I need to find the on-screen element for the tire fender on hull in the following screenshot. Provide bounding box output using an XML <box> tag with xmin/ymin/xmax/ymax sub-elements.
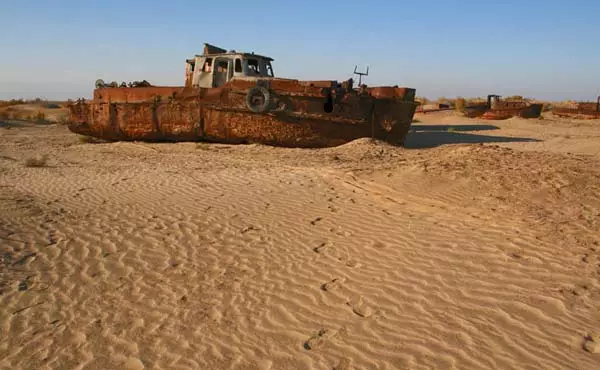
<box><xmin>246</xmin><ymin>86</ymin><xmax>272</xmax><ymax>113</ymax></box>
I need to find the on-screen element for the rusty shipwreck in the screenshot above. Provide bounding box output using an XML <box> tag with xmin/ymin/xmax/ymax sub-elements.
<box><xmin>552</xmin><ymin>96</ymin><xmax>600</xmax><ymax>119</ymax></box>
<box><xmin>68</xmin><ymin>43</ymin><xmax>419</xmax><ymax>147</ymax></box>
<box><xmin>462</xmin><ymin>94</ymin><xmax>543</xmax><ymax>120</ymax></box>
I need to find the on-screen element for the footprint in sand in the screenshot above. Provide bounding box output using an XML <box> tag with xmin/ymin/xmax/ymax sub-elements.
<box><xmin>344</xmin><ymin>258</ymin><xmax>360</xmax><ymax>268</ymax></box>
<box><xmin>346</xmin><ymin>296</ymin><xmax>373</xmax><ymax>318</ymax></box>
<box><xmin>372</xmin><ymin>241</ymin><xmax>386</xmax><ymax>249</ymax></box>
<box><xmin>333</xmin><ymin>256</ymin><xmax>360</xmax><ymax>268</ymax></box>
<box><xmin>47</xmin><ymin>230</ymin><xmax>58</xmax><ymax>246</ymax></box>
<box><xmin>304</xmin><ymin>328</ymin><xmax>339</xmax><ymax>350</ymax></box>
<box><xmin>314</xmin><ymin>241</ymin><xmax>333</xmax><ymax>253</ymax></box>
<box><xmin>311</xmin><ymin>217</ymin><xmax>323</xmax><ymax>226</ymax></box>
<box><xmin>321</xmin><ymin>277</ymin><xmax>345</xmax><ymax>292</ymax></box>
<box><xmin>583</xmin><ymin>333</ymin><xmax>600</xmax><ymax>353</ymax></box>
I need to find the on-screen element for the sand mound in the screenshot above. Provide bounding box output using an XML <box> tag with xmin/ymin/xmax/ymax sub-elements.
<box><xmin>2</xmin><ymin>122</ymin><xmax>600</xmax><ymax>369</ymax></box>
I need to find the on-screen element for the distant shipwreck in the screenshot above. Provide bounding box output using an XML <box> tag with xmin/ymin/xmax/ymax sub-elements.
<box><xmin>552</xmin><ymin>96</ymin><xmax>600</xmax><ymax>119</ymax></box>
<box><xmin>462</xmin><ymin>95</ymin><xmax>544</xmax><ymax>120</ymax></box>
<box><xmin>68</xmin><ymin>43</ymin><xmax>419</xmax><ymax>148</ymax></box>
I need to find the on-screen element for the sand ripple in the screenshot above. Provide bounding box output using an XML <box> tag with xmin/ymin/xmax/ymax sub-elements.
<box><xmin>2</xmin><ymin>124</ymin><xmax>600</xmax><ymax>369</ymax></box>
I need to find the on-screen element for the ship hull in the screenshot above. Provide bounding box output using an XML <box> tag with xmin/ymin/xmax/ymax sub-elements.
<box><xmin>68</xmin><ymin>79</ymin><xmax>418</xmax><ymax>148</ymax></box>
<box><xmin>553</xmin><ymin>100</ymin><xmax>600</xmax><ymax>119</ymax></box>
<box><xmin>462</xmin><ymin>103</ymin><xmax>543</xmax><ymax>120</ymax></box>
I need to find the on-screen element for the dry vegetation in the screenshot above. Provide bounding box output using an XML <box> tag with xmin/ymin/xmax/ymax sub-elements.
<box><xmin>24</xmin><ymin>154</ymin><xmax>49</xmax><ymax>167</ymax></box>
<box><xmin>78</xmin><ymin>135</ymin><xmax>106</xmax><ymax>144</ymax></box>
<box><xmin>0</xmin><ymin>98</ymin><xmax>70</xmax><ymax>124</ymax></box>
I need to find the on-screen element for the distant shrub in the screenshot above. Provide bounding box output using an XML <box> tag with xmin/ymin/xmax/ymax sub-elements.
<box><xmin>58</xmin><ymin>115</ymin><xmax>70</xmax><ymax>125</ymax></box>
<box><xmin>25</xmin><ymin>155</ymin><xmax>49</xmax><ymax>167</ymax></box>
<box><xmin>78</xmin><ymin>135</ymin><xmax>105</xmax><ymax>144</ymax></box>
<box><xmin>196</xmin><ymin>142</ymin><xmax>211</xmax><ymax>150</ymax></box>
<box><xmin>455</xmin><ymin>97</ymin><xmax>467</xmax><ymax>112</ymax></box>
<box><xmin>416</xmin><ymin>96</ymin><xmax>429</xmax><ymax>106</ymax></box>
<box><xmin>34</xmin><ymin>111</ymin><xmax>47</xmax><ymax>123</ymax></box>
<box><xmin>0</xmin><ymin>99</ymin><xmax>26</xmax><ymax>108</ymax></box>
<box><xmin>44</xmin><ymin>103</ymin><xmax>61</xmax><ymax>109</ymax></box>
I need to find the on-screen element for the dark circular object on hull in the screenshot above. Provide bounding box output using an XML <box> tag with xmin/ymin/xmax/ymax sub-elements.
<box><xmin>246</xmin><ymin>86</ymin><xmax>272</xmax><ymax>113</ymax></box>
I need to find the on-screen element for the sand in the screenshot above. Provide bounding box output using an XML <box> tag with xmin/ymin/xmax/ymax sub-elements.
<box><xmin>1</xmin><ymin>111</ymin><xmax>600</xmax><ymax>369</ymax></box>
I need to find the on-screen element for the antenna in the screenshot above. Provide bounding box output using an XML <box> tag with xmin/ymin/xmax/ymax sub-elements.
<box><xmin>353</xmin><ymin>65</ymin><xmax>369</xmax><ymax>86</ymax></box>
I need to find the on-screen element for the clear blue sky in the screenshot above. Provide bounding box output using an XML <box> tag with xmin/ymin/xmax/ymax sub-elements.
<box><xmin>1</xmin><ymin>0</ymin><xmax>599</xmax><ymax>101</ymax></box>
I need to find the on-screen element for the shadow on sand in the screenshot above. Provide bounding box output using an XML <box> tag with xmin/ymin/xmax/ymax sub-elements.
<box><xmin>404</xmin><ymin>124</ymin><xmax>540</xmax><ymax>149</ymax></box>
<box><xmin>0</xmin><ymin>120</ymin><xmax>26</xmax><ymax>128</ymax></box>
<box><xmin>0</xmin><ymin>120</ymin><xmax>55</xmax><ymax>129</ymax></box>
<box><xmin>410</xmin><ymin>124</ymin><xmax>500</xmax><ymax>132</ymax></box>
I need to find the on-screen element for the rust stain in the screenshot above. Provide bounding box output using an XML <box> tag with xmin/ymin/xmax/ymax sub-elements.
<box><xmin>67</xmin><ymin>43</ymin><xmax>418</xmax><ymax>147</ymax></box>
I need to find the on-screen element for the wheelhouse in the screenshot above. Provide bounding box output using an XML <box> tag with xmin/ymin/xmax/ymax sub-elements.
<box><xmin>185</xmin><ymin>44</ymin><xmax>275</xmax><ymax>88</ymax></box>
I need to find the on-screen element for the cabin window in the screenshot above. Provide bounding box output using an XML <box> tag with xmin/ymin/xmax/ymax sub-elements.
<box><xmin>235</xmin><ymin>59</ymin><xmax>242</xmax><ymax>73</ymax></box>
<box><xmin>202</xmin><ymin>58</ymin><xmax>213</xmax><ymax>72</ymax></box>
<box><xmin>266</xmin><ymin>62</ymin><xmax>274</xmax><ymax>77</ymax></box>
<box><xmin>216</xmin><ymin>60</ymin><xmax>228</xmax><ymax>72</ymax></box>
<box><xmin>247</xmin><ymin>59</ymin><xmax>261</xmax><ymax>75</ymax></box>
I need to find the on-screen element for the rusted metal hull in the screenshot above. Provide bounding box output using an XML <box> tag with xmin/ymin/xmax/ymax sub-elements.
<box><xmin>415</xmin><ymin>103</ymin><xmax>453</xmax><ymax>114</ymax></box>
<box><xmin>68</xmin><ymin>79</ymin><xmax>418</xmax><ymax>148</ymax></box>
<box><xmin>553</xmin><ymin>98</ymin><xmax>600</xmax><ymax>119</ymax></box>
<box><xmin>552</xmin><ymin>109</ymin><xmax>600</xmax><ymax>119</ymax></box>
<box><xmin>463</xmin><ymin>103</ymin><xmax>543</xmax><ymax>120</ymax></box>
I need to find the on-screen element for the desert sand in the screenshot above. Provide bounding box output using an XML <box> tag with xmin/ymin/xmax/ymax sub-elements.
<box><xmin>1</xmin><ymin>111</ymin><xmax>600</xmax><ymax>369</ymax></box>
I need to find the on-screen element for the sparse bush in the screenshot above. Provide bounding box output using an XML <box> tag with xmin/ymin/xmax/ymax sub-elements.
<box><xmin>34</xmin><ymin>111</ymin><xmax>47</xmax><ymax>123</ymax></box>
<box><xmin>447</xmin><ymin>127</ymin><xmax>456</xmax><ymax>133</ymax></box>
<box><xmin>25</xmin><ymin>155</ymin><xmax>49</xmax><ymax>167</ymax></box>
<box><xmin>44</xmin><ymin>103</ymin><xmax>61</xmax><ymax>109</ymax></box>
<box><xmin>0</xmin><ymin>99</ymin><xmax>26</xmax><ymax>108</ymax></box>
<box><xmin>455</xmin><ymin>97</ymin><xmax>467</xmax><ymax>112</ymax></box>
<box><xmin>196</xmin><ymin>142</ymin><xmax>211</xmax><ymax>150</ymax></box>
<box><xmin>58</xmin><ymin>115</ymin><xmax>70</xmax><ymax>125</ymax></box>
<box><xmin>78</xmin><ymin>135</ymin><xmax>105</xmax><ymax>144</ymax></box>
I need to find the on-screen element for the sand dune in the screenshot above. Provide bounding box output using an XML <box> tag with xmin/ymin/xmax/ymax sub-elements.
<box><xmin>2</xmin><ymin>115</ymin><xmax>600</xmax><ymax>369</ymax></box>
